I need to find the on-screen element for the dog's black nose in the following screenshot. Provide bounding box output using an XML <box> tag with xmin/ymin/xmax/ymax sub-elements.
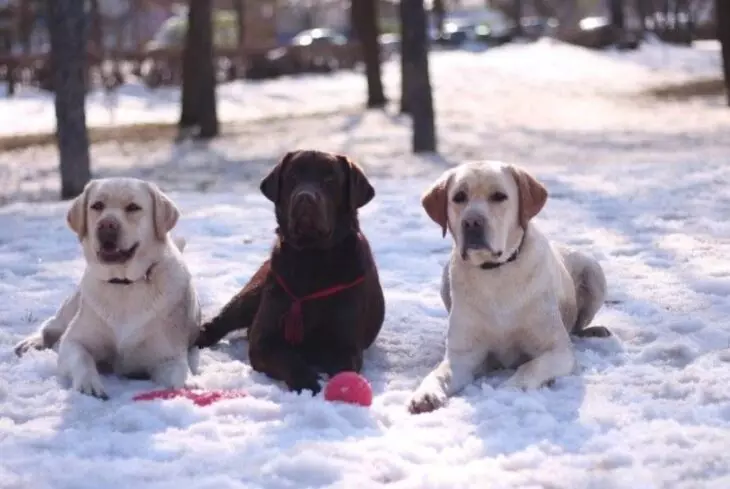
<box><xmin>97</xmin><ymin>218</ymin><xmax>120</xmax><ymax>250</ymax></box>
<box><xmin>461</xmin><ymin>214</ymin><xmax>485</xmax><ymax>231</ymax></box>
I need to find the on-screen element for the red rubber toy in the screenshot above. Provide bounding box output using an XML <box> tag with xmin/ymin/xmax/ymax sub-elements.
<box><xmin>133</xmin><ymin>388</ymin><xmax>247</xmax><ymax>407</ymax></box>
<box><xmin>323</xmin><ymin>371</ymin><xmax>373</xmax><ymax>407</ymax></box>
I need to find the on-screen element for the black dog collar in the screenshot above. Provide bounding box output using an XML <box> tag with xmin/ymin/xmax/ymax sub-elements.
<box><xmin>479</xmin><ymin>230</ymin><xmax>526</xmax><ymax>271</ymax></box>
<box><xmin>107</xmin><ymin>263</ymin><xmax>157</xmax><ymax>285</ymax></box>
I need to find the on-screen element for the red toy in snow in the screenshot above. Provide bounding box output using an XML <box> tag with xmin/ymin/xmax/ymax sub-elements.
<box><xmin>323</xmin><ymin>371</ymin><xmax>373</xmax><ymax>407</ymax></box>
<box><xmin>133</xmin><ymin>388</ymin><xmax>247</xmax><ymax>406</ymax></box>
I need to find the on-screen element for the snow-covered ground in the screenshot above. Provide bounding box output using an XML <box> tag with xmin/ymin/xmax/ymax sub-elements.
<box><xmin>0</xmin><ymin>39</ymin><xmax>724</xmax><ymax>138</ymax></box>
<box><xmin>1</xmin><ymin>39</ymin><xmax>730</xmax><ymax>488</ymax></box>
<box><xmin>1</xmin><ymin>161</ymin><xmax>730</xmax><ymax>488</ymax></box>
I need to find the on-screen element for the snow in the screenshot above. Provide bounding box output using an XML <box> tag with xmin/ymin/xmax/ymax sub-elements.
<box><xmin>0</xmin><ymin>38</ymin><xmax>723</xmax><ymax>138</ymax></box>
<box><xmin>1</xmin><ymin>39</ymin><xmax>730</xmax><ymax>488</ymax></box>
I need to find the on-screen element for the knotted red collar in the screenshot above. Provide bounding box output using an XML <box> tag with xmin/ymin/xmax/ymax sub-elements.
<box><xmin>270</xmin><ymin>270</ymin><xmax>366</xmax><ymax>344</ymax></box>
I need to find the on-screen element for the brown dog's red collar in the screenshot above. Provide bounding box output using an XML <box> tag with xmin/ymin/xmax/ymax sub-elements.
<box><xmin>270</xmin><ymin>270</ymin><xmax>366</xmax><ymax>344</ymax></box>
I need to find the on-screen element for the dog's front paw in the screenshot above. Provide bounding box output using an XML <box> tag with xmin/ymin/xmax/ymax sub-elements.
<box><xmin>289</xmin><ymin>368</ymin><xmax>322</xmax><ymax>396</ymax></box>
<box><xmin>152</xmin><ymin>358</ymin><xmax>189</xmax><ymax>389</ymax></box>
<box><xmin>504</xmin><ymin>371</ymin><xmax>548</xmax><ymax>391</ymax></box>
<box><xmin>14</xmin><ymin>334</ymin><xmax>46</xmax><ymax>357</ymax></box>
<box><xmin>408</xmin><ymin>384</ymin><xmax>447</xmax><ymax>414</ymax></box>
<box><xmin>72</xmin><ymin>370</ymin><xmax>108</xmax><ymax>400</ymax></box>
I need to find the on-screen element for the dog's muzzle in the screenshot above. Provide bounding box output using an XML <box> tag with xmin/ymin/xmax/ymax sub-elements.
<box><xmin>288</xmin><ymin>187</ymin><xmax>330</xmax><ymax>243</ymax></box>
<box><xmin>460</xmin><ymin>212</ymin><xmax>501</xmax><ymax>260</ymax></box>
<box><xmin>96</xmin><ymin>217</ymin><xmax>138</xmax><ymax>263</ymax></box>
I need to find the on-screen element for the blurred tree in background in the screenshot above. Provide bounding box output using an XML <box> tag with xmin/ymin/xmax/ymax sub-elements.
<box><xmin>179</xmin><ymin>0</ymin><xmax>219</xmax><ymax>139</ymax></box>
<box><xmin>718</xmin><ymin>0</ymin><xmax>730</xmax><ymax>106</ymax></box>
<box><xmin>47</xmin><ymin>0</ymin><xmax>91</xmax><ymax>199</ymax></box>
<box><xmin>351</xmin><ymin>0</ymin><xmax>387</xmax><ymax>108</ymax></box>
<box><xmin>401</xmin><ymin>0</ymin><xmax>436</xmax><ymax>153</ymax></box>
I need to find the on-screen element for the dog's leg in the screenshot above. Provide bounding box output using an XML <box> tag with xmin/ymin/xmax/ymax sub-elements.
<box><xmin>408</xmin><ymin>344</ymin><xmax>486</xmax><ymax>414</ymax></box>
<box><xmin>196</xmin><ymin>264</ymin><xmax>268</xmax><ymax>348</ymax></box>
<box><xmin>15</xmin><ymin>291</ymin><xmax>81</xmax><ymax>357</ymax></box>
<box><xmin>249</xmin><ymin>341</ymin><xmax>322</xmax><ymax>395</ymax></box>
<box><xmin>504</xmin><ymin>345</ymin><xmax>575</xmax><ymax>390</ymax></box>
<box><xmin>58</xmin><ymin>338</ymin><xmax>108</xmax><ymax>400</ymax></box>
<box><xmin>319</xmin><ymin>348</ymin><xmax>364</xmax><ymax>377</ymax></box>
<box><xmin>151</xmin><ymin>355</ymin><xmax>189</xmax><ymax>389</ymax></box>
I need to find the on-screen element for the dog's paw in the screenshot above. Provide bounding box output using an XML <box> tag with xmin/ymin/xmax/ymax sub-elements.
<box><xmin>14</xmin><ymin>334</ymin><xmax>46</xmax><ymax>357</ymax></box>
<box><xmin>289</xmin><ymin>368</ymin><xmax>322</xmax><ymax>396</ymax></box>
<box><xmin>503</xmin><ymin>371</ymin><xmax>548</xmax><ymax>391</ymax></box>
<box><xmin>408</xmin><ymin>386</ymin><xmax>447</xmax><ymax>414</ymax></box>
<box><xmin>575</xmin><ymin>325</ymin><xmax>612</xmax><ymax>338</ymax></box>
<box><xmin>152</xmin><ymin>358</ymin><xmax>189</xmax><ymax>389</ymax></box>
<box><xmin>72</xmin><ymin>370</ymin><xmax>108</xmax><ymax>400</ymax></box>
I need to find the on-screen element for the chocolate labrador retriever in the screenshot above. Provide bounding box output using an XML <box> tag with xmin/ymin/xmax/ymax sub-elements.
<box><xmin>196</xmin><ymin>150</ymin><xmax>385</xmax><ymax>394</ymax></box>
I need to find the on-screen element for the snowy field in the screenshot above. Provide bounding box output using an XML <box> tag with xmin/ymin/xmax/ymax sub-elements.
<box><xmin>1</xmin><ymin>162</ymin><xmax>730</xmax><ymax>489</ymax></box>
<box><xmin>1</xmin><ymin>39</ymin><xmax>730</xmax><ymax>488</ymax></box>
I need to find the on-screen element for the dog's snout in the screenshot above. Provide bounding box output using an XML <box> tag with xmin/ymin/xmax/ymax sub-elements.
<box><xmin>293</xmin><ymin>189</ymin><xmax>321</xmax><ymax>207</ymax></box>
<box><xmin>461</xmin><ymin>214</ymin><xmax>485</xmax><ymax>231</ymax></box>
<box><xmin>97</xmin><ymin>218</ymin><xmax>120</xmax><ymax>249</ymax></box>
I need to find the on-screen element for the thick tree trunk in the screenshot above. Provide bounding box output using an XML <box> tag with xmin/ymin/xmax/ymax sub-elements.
<box><xmin>352</xmin><ymin>0</ymin><xmax>387</xmax><ymax>108</ymax></box>
<box><xmin>401</xmin><ymin>0</ymin><xmax>436</xmax><ymax>153</ymax></box>
<box><xmin>718</xmin><ymin>0</ymin><xmax>730</xmax><ymax>106</ymax></box>
<box><xmin>433</xmin><ymin>0</ymin><xmax>446</xmax><ymax>38</ymax></box>
<box><xmin>179</xmin><ymin>0</ymin><xmax>219</xmax><ymax>138</ymax></box>
<box><xmin>47</xmin><ymin>0</ymin><xmax>92</xmax><ymax>199</ymax></box>
<box><xmin>399</xmin><ymin>0</ymin><xmax>411</xmax><ymax>114</ymax></box>
<box><xmin>609</xmin><ymin>0</ymin><xmax>626</xmax><ymax>30</ymax></box>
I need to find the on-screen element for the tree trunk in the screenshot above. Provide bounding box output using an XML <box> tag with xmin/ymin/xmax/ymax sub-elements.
<box><xmin>433</xmin><ymin>0</ymin><xmax>446</xmax><ymax>38</ymax></box>
<box><xmin>609</xmin><ymin>0</ymin><xmax>626</xmax><ymax>30</ymax></box>
<box><xmin>401</xmin><ymin>0</ymin><xmax>436</xmax><ymax>153</ymax></box>
<box><xmin>513</xmin><ymin>0</ymin><xmax>524</xmax><ymax>37</ymax></box>
<box><xmin>352</xmin><ymin>0</ymin><xmax>387</xmax><ymax>108</ymax></box>
<box><xmin>718</xmin><ymin>0</ymin><xmax>730</xmax><ymax>106</ymax></box>
<box><xmin>233</xmin><ymin>0</ymin><xmax>245</xmax><ymax>79</ymax></box>
<box><xmin>399</xmin><ymin>0</ymin><xmax>411</xmax><ymax>114</ymax></box>
<box><xmin>179</xmin><ymin>0</ymin><xmax>219</xmax><ymax>138</ymax></box>
<box><xmin>47</xmin><ymin>0</ymin><xmax>92</xmax><ymax>199</ymax></box>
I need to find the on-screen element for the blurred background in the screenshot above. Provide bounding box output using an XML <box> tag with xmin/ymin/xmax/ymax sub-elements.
<box><xmin>0</xmin><ymin>0</ymin><xmax>727</xmax><ymax>202</ymax></box>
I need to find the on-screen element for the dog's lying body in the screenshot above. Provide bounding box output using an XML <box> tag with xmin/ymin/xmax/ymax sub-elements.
<box><xmin>196</xmin><ymin>150</ymin><xmax>385</xmax><ymax>394</ymax></box>
<box><xmin>14</xmin><ymin>178</ymin><xmax>201</xmax><ymax>399</ymax></box>
<box><xmin>409</xmin><ymin>161</ymin><xmax>609</xmax><ymax>414</ymax></box>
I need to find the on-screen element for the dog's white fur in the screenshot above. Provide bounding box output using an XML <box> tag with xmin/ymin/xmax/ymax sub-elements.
<box><xmin>14</xmin><ymin>178</ymin><xmax>201</xmax><ymax>399</ymax></box>
<box><xmin>409</xmin><ymin>161</ymin><xmax>608</xmax><ymax>414</ymax></box>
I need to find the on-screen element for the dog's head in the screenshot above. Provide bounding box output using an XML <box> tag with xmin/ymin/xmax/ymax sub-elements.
<box><xmin>260</xmin><ymin>150</ymin><xmax>374</xmax><ymax>249</ymax></box>
<box><xmin>422</xmin><ymin>161</ymin><xmax>547</xmax><ymax>267</ymax></box>
<box><xmin>67</xmin><ymin>178</ymin><xmax>179</xmax><ymax>279</ymax></box>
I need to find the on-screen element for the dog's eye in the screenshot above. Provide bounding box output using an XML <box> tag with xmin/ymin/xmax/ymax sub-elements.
<box><xmin>452</xmin><ymin>191</ymin><xmax>467</xmax><ymax>204</ymax></box>
<box><xmin>125</xmin><ymin>203</ymin><xmax>142</xmax><ymax>212</ymax></box>
<box><xmin>90</xmin><ymin>201</ymin><xmax>104</xmax><ymax>211</ymax></box>
<box><xmin>490</xmin><ymin>192</ymin><xmax>508</xmax><ymax>203</ymax></box>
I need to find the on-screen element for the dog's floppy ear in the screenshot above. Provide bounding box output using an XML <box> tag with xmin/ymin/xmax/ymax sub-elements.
<box><xmin>338</xmin><ymin>155</ymin><xmax>375</xmax><ymax>209</ymax></box>
<box><xmin>421</xmin><ymin>170</ymin><xmax>453</xmax><ymax>238</ymax></box>
<box><xmin>147</xmin><ymin>182</ymin><xmax>180</xmax><ymax>241</ymax></box>
<box><xmin>507</xmin><ymin>165</ymin><xmax>548</xmax><ymax>229</ymax></box>
<box><xmin>260</xmin><ymin>151</ymin><xmax>297</xmax><ymax>203</ymax></box>
<box><xmin>66</xmin><ymin>180</ymin><xmax>95</xmax><ymax>239</ymax></box>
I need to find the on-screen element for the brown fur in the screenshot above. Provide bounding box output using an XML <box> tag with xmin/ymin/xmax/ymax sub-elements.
<box><xmin>196</xmin><ymin>150</ymin><xmax>385</xmax><ymax>394</ymax></box>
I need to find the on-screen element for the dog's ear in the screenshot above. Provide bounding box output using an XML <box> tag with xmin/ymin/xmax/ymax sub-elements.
<box><xmin>507</xmin><ymin>165</ymin><xmax>548</xmax><ymax>229</ymax></box>
<box><xmin>260</xmin><ymin>151</ymin><xmax>297</xmax><ymax>203</ymax></box>
<box><xmin>147</xmin><ymin>182</ymin><xmax>180</xmax><ymax>241</ymax></box>
<box><xmin>338</xmin><ymin>155</ymin><xmax>375</xmax><ymax>210</ymax></box>
<box><xmin>66</xmin><ymin>181</ymin><xmax>95</xmax><ymax>239</ymax></box>
<box><xmin>421</xmin><ymin>170</ymin><xmax>453</xmax><ymax>238</ymax></box>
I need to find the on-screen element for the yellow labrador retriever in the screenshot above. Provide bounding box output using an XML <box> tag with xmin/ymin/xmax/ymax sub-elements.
<box><xmin>409</xmin><ymin>161</ymin><xmax>609</xmax><ymax>414</ymax></box>
<box><xmin>14</xmin><ymin>178</ymin><xmax>201</xmax><ymax>399</ymax></box>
